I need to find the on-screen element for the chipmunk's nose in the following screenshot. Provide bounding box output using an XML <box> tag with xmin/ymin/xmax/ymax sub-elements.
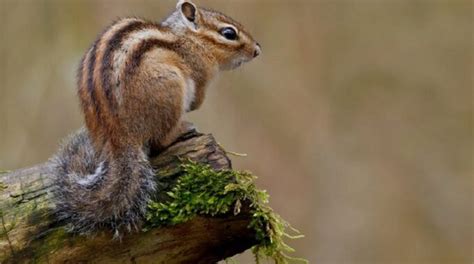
<box><xmin>253</xmin><ymin>42</ymin><xmax>261</xmax><ymax>58</ymax></box>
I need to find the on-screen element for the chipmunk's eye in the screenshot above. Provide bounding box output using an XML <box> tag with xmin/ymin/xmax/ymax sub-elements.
<box><xmin>220</xmin><ymin>27</ymin><xmax>238</xmax><ymax>40</ymax></box>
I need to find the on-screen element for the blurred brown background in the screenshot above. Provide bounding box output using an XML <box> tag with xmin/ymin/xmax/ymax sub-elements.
<box><xmin>0</xmin><ymin>0</ymin><xmax>472</xmax><ymax>263</ymax></box>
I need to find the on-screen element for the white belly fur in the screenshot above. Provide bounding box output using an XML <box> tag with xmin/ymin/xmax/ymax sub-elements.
<box><xmin>184</xmin><ymin>78</ymin><xmax>196</xmax><ymax>112</ymax></box>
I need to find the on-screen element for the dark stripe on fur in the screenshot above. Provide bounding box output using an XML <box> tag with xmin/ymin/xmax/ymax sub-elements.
<box><xmin>100</xmin><ymin>20</ymin><xmax>146</xmax><ymax>113</ymax></box>
<box><xmin>124</xmin><ymin>38</ymin><xmax>174</xmax><ymax>77</ymax></box>
<box><xmin>124</xmin><ymin>38</ymin><xmax>207</xmax><ymax>91</ymax></box>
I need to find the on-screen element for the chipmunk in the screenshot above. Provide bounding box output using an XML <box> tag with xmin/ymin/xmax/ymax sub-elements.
<box><xmin>52</xmin><ymin>0</ymin><xmax>260</xmax><ymax>237</ymax></box>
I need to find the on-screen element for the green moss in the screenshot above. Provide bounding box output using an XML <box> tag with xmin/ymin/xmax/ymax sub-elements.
<box><xmin>146</xmin><ymin>161</ymin><xmax>307</xmax><ymax>264</ymax></box>
<box><xmin>35</xmin><ymin>228</ymin><xmax>69</xmax><ymax>258</ymax></box>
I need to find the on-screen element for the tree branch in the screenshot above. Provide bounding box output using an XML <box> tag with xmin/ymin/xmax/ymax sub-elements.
<box><xmin>0</xmin><ymin>131</ymin><xmax>257</xmax><ymax>263</ymax></box>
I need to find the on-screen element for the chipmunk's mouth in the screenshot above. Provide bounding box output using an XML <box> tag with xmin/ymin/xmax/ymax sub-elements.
<box><xmin>222</xmin><ymin>57</ymin><xmax>251</xmax><ymax>71</ymax></box>
<box><xmin>227</xmin><ymin>60</ymin><xmax>243</xmax><ymax>70</ymax></box>
<box><xmin>233</xmin><ymin>57</ymin><xmax>252</xmax><ymax>68</ymax></box>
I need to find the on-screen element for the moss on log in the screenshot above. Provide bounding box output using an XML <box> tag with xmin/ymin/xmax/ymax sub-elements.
<box><xmin>0</xmin><ymin>131</ymin><xmax>257</xmax><ymax>263</ymax></box>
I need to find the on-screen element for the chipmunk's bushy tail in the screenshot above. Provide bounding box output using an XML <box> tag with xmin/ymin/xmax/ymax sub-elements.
<box><xmin>51</xmin><ymin>128</ymin><xmax>156</xmax><ymax>238</ymax></box>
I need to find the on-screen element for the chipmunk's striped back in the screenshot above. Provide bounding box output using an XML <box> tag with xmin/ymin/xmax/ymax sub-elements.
<box><xmin>77</xmin><ymin>18</ymin><xmax>178</xmax><ymax>148</ymax></box>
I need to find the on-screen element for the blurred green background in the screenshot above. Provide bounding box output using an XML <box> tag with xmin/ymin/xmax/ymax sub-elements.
<box><xmin>0</xmin><ymin>0</ymin><xmax>472</xmax><ymax>263</ymax></box>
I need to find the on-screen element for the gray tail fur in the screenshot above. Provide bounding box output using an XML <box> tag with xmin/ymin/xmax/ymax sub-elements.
<box><xmin>51</xmin><ymin>128</ymin><xmax>156</xmax><ymax>238</ymax></box>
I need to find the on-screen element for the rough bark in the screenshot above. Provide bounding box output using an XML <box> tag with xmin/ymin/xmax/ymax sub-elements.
<box><xmin>0</xmin><ymin>131</ymin><xmax>257</xmax><ymax>263</ymax></box>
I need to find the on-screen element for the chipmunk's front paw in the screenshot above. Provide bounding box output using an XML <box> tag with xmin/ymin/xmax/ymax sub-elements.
<box><xmin>181</xmin><ymin>121</ymin><xmax>196</xmax><ymax>133</ymax></box>
<box><xmin>177</xmin><ymin>121</ymin><xmax>201</xmax><ymax>140</ymax></box>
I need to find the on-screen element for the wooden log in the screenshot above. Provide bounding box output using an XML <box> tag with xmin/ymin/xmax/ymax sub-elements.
<box><xmin>0</xmin><ymin>130</ymin><xmax>257</xmax><ymax>263</ymax></box>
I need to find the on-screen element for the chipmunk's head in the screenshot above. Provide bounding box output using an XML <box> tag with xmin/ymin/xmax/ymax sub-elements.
<box><xmin>164</xmin><ymin>0</ymin><xmax>261</xmax><ymax>71</ymax></box>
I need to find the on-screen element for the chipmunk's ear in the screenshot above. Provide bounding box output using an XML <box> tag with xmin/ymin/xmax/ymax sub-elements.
<box><xmin>177</xmin><ymin>0</ymin><xmax>198</xmax><ymax>30</ymax></box>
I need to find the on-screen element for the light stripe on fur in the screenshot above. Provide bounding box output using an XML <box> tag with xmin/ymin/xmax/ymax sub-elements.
<box><xmin>112</xmin><ymin>27</ymin><xmax>175</xmax><ymax>104</ymax></box>
<box><xmin>76</xmin><ymin>161</ymin><xmax>105</xmax><ymax>187</ymax></box>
